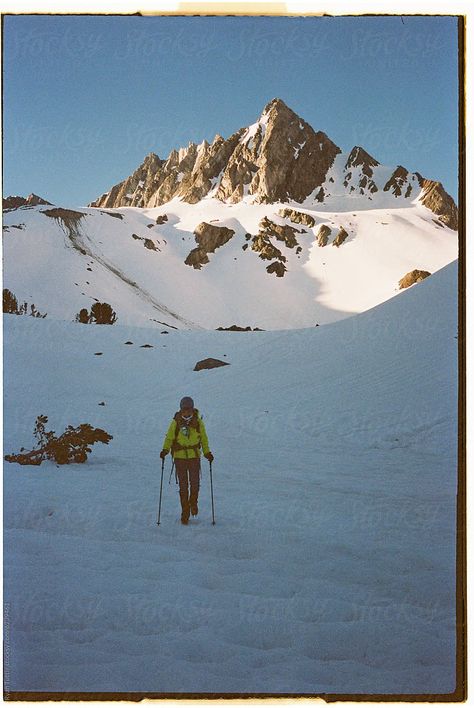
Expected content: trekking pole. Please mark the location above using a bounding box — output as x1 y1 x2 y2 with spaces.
157 457 165 525
169 458 175 484
209 459 216 525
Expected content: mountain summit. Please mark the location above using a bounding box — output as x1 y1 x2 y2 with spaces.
89 98 457 230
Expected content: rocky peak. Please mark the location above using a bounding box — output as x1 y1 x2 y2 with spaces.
261 97 298 121
3 193 52 211
88 99 457 230
143 152 161 166
217 98 341 204
345 146 379 172
383 165 414 198
417 178 458 230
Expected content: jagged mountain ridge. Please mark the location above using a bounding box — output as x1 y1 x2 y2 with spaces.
3 193 52 211
90 98 457 230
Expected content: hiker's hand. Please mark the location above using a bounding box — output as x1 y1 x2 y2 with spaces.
160 449 168 460
205 452 214 462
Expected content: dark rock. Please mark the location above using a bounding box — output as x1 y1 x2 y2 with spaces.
3 193 52 210
251 233 283 261
417 178 458 230
398 269 431 289
194 222 235 252
194 358 230 371
315 187 325 202
316 224 331 247
333 227 349 247
184 247 210 269
185 223 235 269
101 211 123 219
278 209 315 228
383 166 411 197
155 214 168 224
216 324 252 331
266 261 287 277
259 216 301 248
345 146 379 174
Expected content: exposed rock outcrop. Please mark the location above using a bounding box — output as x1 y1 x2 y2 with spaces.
185 222 235 269
266 261 287 277
220 98 341 204
316 224 331 247
250 232 284 262
248 215 306 275
398 269 431 289
42 208 85 231
259 216 301 248
383 166 415 198
278 208 315 227
90 152 163 209
90 98 340 209
333 227 349 248
88 98 457 230
417 179 458 231
194 358 230 371
343 146 379 195
216 324 264 331
3 193 52 211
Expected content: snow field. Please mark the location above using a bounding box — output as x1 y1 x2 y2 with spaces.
3 262 458 694
2 196 458 330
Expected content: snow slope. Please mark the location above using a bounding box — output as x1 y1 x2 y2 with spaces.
3 261 458 695
2 196 457 330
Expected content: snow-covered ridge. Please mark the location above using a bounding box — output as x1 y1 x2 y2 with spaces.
2 195 458 330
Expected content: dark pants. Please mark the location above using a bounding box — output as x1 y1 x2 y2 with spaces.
175 457 201 519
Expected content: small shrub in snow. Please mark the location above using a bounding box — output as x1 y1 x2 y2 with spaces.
5 415 113 466
75 302 117 325
3 288 46 317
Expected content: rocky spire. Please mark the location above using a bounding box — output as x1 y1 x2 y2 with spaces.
345 146 379 171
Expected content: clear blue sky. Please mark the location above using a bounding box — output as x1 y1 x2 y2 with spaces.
2 14 459 205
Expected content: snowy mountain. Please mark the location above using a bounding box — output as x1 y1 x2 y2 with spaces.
3 260 458 694
90 98 457 232
3 97 459 695
3 99 458 330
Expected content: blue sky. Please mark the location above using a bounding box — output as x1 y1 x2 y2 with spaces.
2 14 459 205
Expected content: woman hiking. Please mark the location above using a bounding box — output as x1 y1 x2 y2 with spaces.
160 397 213 525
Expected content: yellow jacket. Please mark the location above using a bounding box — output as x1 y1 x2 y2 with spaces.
163 409 210 459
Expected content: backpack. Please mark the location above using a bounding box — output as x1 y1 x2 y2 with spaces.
171 408 203 454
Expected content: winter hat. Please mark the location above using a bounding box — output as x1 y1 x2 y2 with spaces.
180 396 194 410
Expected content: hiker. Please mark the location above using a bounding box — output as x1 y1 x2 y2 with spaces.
160 397 214 525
